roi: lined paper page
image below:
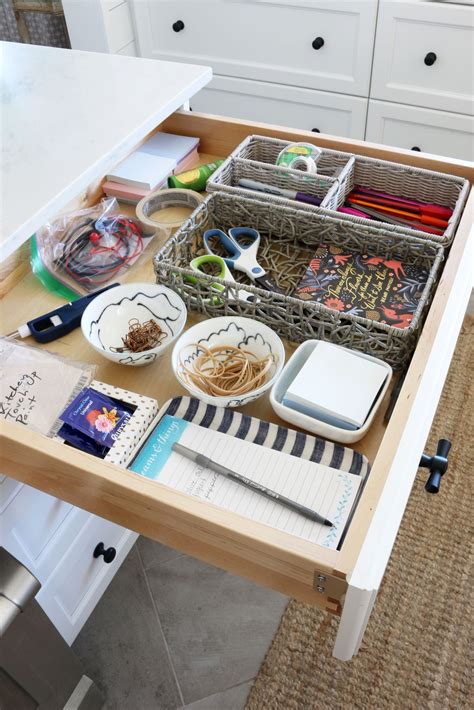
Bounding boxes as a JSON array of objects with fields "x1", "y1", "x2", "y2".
[{"x1": 130, "y1": 416, "x2": 361, "y2": 549}]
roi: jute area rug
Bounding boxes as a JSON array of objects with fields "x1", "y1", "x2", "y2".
[{"x1": 246, "y1": 316, "x2": 473, "y2": 710}]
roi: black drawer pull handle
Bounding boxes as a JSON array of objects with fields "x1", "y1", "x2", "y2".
[
  {"x1": 312, "y1": 37, "x2": 325, "y2": 50},
  {"x1": 311, "y1": 128, "x2": 321, "y2": 133},
  {"x1": 419, "y1": 438, "x2": 451, "y2": 493},
  {"x1": 424, "y1": 52, "x2": 437, "y2": 66},
  {"x1": 411, "y1": 146, "x2": 421, "y2": 152},
  {"x1": 172, "y1": 20, "x2": 185, "y2": 32},
  {"x1": 93, "y1": 542, "x2": 117, "y2": 564}
]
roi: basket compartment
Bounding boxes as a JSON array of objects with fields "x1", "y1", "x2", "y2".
[
  {"x1": 332, "y1": 156, "x2": 469, "y2": 247},
  {"x1": 207, "y1": 157, "x2": 343, "y2": 211},
  {"x1": 154, "y1": 192, "x2": 444, "y2": 370},
  {"x1": 226, "y1": 134, "x2": 352, "y2": 177}
]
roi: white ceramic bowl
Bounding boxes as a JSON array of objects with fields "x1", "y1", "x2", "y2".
[
  {"x1": 172, "y1": 316, "x2": 285, "y2": 407},
  {"x1": 81, "y1": 282, "x2": 187, "y2": 366}
]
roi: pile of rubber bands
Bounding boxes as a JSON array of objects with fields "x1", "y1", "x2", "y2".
[{"x1": 178, "y1": 344, "x2": 276, "y2": 396}]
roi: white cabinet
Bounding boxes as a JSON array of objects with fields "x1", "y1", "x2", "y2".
[
  {"x1": 371, "y1": 1, "x2": 474, "y2": 116},
  {"x1": 366, "y1": 100, "x2": 474, "y2": 161},
  {"x1": 1, "y1": 478, "x2": 138, "y2": 644},
  {"x1": 37, "y1": 513, "x2": 136, "y2": 644},
  {"x1": 191, "y1": 75, "x2": 368, "y2": 139},
  {"x1": 132, "y1": 0, "x2": 378, "y2": 96},
  {"x1": 62, "y1": 0, "x2": 136, "y2": 55},
  {"x1": 65, "y1": 1, "x2": 473, "y2": 159}
]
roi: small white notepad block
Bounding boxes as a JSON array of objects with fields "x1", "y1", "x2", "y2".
[
  {"x1": 284, "y1": 342, "x2": 388, "y2": 429},
  {"x1": 107, "y1": 152, "x2": 176, "y2": 190},
  {"x1": 271, "y1": 340, "x2": 393, "y2": 443}
]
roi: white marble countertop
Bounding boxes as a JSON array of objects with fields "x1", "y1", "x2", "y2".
[{"x1": 0, "y1": 42, "x2": 211, "y2": 261}]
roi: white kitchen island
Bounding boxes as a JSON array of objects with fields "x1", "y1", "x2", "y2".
[{"x1": 0, "y1": 41, "x2": 211, "y2": 260}]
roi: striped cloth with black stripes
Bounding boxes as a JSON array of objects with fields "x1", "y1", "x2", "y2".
[{"x1": 160, "y1": 397, "x2": 370, "y2": 478}]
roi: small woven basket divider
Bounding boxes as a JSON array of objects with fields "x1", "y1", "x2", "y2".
[
  {"x1": 154, "y1": 192, "x2": 445, "y2": 370},
  {"x1": 207, "y1": 135, "x2": 469, "y2": 248},
  {"x1": 207, "y1": 156, "x2": 349, "y2": 212}
]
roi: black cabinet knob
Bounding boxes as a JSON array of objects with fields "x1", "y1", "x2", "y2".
[
  {"x1": 172, "y1": 20, "x2": 185, "y2": 32},
  {"x1": 312, "y1": 37, "x2": 325, "y2": 50},
  {"x1": 419, "y1": 439, "x2": 451, "y2": 493},
  {"x1": 93, "y1": 542, "x2": 116, "y2": 564},
  {"x1": 424, "y1": 52, "x2": 437, "y2": 66},
  {"x1": 411, "y1": 146, "x2": 421, "y2": 152},
  {"x1": 311, "y1": 128, "x2": 321, "y2": 133}
]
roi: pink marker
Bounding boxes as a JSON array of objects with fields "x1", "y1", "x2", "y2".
[{"x1": 354, "y1": 186, "x2": 452, "y2": 220}]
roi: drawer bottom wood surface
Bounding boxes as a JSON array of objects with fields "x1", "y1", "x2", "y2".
[{"x1": 0, "y1": 111, "x2": 472, "y2": 659}]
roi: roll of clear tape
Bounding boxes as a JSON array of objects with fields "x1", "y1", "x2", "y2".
[
  {"x1": 287, "y1": 155, "x2": 318, "y2": 173},
  {"x1": 276, "y1": 142, "x2": 322, "y2": 174},
  {"x1": 136, "y1": 188, "x2": 204, "y2": 243}
]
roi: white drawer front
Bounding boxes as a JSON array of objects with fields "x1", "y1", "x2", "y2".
[
  {"x1": 371, "y1": 1, "x2": 474, "y2": 115},
  {"x1": 103, "y1": 0, "x2": 135, "y2": 53},
  {"x1": 1, "y1": 480, "x2": 91, "y2": 582},
  {"x1": 37, "y1": 514, "x2": 137, "y2": 644},
  {"x1": 366, "y1": 100, "x2": 474, "y2": 162},
  {"x1": 191, "y1": 76, "x2": 367, "y2": 139},
  {"x1": 0, "y1": 473, "x2": 23, "y2": 513},
  {"x1": 132, "y1": 0, "x2": 377, "y2": 96},
  {"x1": 117, "y1": 39, "x2": 137, "y2": 57}
]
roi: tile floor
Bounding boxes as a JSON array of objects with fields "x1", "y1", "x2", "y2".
[{"x1": 73, "y1": 538, "x2": 288, "y2": 710}]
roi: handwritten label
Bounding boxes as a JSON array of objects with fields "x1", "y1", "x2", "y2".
[{"x1": 0, "y1": 371, "x2": 41, "y2": 425}]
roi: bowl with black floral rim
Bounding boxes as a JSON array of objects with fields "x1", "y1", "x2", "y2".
[{"x1": 171, "y1": 315, "x2": 285, "y2": 407}]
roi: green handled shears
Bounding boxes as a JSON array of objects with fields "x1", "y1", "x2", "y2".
[{"x1": 188, "y1": 254, "x2": 257, "y2": 304}]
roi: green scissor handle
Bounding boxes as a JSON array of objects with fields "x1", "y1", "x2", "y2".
[
  {"x1": 186, "y1": 254, "x2": 230, "y2": 305},
  {"x1": 186, "y1": 254, "x2": 258, "y2": 305},
  {"x1": 190, "y1": 254, "x2": 228, "y2": 293}
]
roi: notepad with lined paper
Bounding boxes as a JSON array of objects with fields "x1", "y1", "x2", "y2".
[{"x1": 129, "y1": 415, "x2": 362, "y2": 549}]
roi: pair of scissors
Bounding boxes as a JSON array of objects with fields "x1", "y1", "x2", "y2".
[
  {"x1": 189, "y1": 254, "x2": 257, "y2": 304},
  {"x1": 203, "y1": 227, "x2": 284, "y2": 294}
]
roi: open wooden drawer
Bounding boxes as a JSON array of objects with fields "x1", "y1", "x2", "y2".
[{"x1": 1, "y1": 112, "x2": 472, "y2": 661}]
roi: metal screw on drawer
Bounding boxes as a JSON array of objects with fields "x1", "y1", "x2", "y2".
[
  {"x1": 317, "y1": 574, "x2": 326, "y2": 582},
  {"x1": 312, "y1": 128, "x2": 321, "y2": 133},
  {"x1": 424, "y1": 52, "x2": 437, "y2": 66},
  {"x1": 411, "y1": 146, "x2": 421, "y2": 152},
  {"x1": 172, "y1": 20, "x2": 185, "y2": 32},
  {"x1": 316, "y1": 585, "x2": 325, "y2": 593},
  {"x1": 93, "y1": 542, "x2": 117, "y2": 564},
  {"x1": 419, "y1": 438, "x2": 451, "y2": 493},
  {"x1": 312, "y1": 37, "x2": 325, "y2": 50}
]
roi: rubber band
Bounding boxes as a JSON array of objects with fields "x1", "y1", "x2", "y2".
[{"x1": 178, "y1": 344, "x2": 276, "y2": 397}]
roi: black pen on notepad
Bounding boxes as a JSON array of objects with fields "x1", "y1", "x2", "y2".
[{"x1": 172, "y1": 442, "x2": 334, "y2": 527}]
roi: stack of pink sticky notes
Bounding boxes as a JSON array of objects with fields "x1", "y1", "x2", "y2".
[{"x1": 104, "y1": 132, "x2": 200, "y2": 205}]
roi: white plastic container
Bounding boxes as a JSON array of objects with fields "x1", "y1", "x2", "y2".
[{"x1": 270, "y1": 340, "x2": 392, "y2": 444}]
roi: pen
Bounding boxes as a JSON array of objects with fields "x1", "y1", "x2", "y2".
[
  {"x1": 353, "y1": 186, "x2": 453, "y2": 220},
  {"x1": 238, "y1": 179, "x2": 323, "y2": 207},
  {"x1": 346, "y1": 202, "x2": 444, "y2": 235},
  {"x1": 172, "y1": 442, "x2": 334, "y2": 527},
  {"x1": 347, "y1": 198, "x2": 448, "y2": 229}
]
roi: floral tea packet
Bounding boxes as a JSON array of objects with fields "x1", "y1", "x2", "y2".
[{"x1": 59, "y1": 387, "x2": 134, "y2": 447}]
